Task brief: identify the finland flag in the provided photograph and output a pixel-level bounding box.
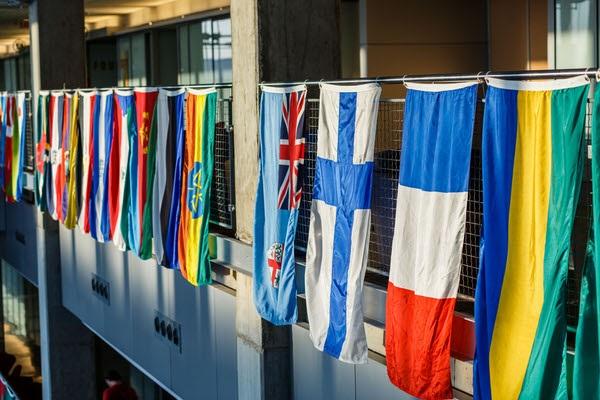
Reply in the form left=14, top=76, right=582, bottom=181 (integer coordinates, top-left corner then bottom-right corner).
left=305, top=82, right=381, bottom=364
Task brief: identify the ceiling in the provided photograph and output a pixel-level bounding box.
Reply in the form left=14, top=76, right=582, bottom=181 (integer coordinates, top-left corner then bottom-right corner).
left=0, top=0, right=228, bottom=57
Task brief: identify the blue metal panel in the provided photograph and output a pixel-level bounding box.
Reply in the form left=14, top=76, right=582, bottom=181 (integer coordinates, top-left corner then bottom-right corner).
left=292, top=325, right=356, bottom=400
left=59, top=224, right=80, bottom=315
left=356, top=360, right=416, bottom=400
left=213, top=286, right=237, bottom=400
left=2, top=201, right=38, bottom=285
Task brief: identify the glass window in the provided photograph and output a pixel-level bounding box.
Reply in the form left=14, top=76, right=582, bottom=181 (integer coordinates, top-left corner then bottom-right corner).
left=117, top=33, right=148, bottom=86
left=212, top=18, right=232, bottom=83
left=555, top=0, right=597, bottom=68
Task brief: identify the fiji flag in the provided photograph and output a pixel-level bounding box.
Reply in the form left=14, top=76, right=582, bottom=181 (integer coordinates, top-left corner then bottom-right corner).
left=253, top=85, right=307, bottom=325
left=305, top=83, right=381, bottom=363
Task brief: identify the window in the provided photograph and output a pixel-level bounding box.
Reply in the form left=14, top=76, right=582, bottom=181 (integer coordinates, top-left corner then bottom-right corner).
left=117, top=33, right=148, bottom=87
left=555, top=0, right=597, bottom=68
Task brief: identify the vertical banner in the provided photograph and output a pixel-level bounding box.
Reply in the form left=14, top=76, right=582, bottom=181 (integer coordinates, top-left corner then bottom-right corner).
left=35, top=92, right=50, bottom=209
left=55, top=93, right=69, bottom=222
left=128, top=88, right=158, bottom=257
left=90, top=90, right=114, bottom=242
left=305, top=83, right=381, bottom=363
left=13, top=92, right=26, bottom=202
left=178, top=88, right=217, bottom=286
left=47, top=92, right=64, bottom=216
left=573, top=85, right=600, bottom=399
left=152, top=88, right=185, bottom=268
left=385, top=82, right=477, bottom=399
left=63, top=93, right=80, bottom=229
left=253, top=84, right=307, bottom=325
left=78, top=91, right=97, bottom=234
left=0, top=93, right=6, bottom=194
left=474, top=76, right=589, bottom=400
left=4, top=95, right=15, bottom=202
left=109, top=89, right=135, bottom=251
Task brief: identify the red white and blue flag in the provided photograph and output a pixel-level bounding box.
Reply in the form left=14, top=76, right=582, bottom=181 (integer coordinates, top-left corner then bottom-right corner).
left=253, top=85, right=307, bottom=325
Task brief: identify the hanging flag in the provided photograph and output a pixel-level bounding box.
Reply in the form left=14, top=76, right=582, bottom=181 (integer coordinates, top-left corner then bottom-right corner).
left=0, top=93, right=6, bottom=194
left=305, top=83, right=381, bottom=363
left=573, top=85, right=600, bottom=399
left=46, top=92, right=64, bottom=217
left=127, top=88, right=158, bottom=257
left=474, top=76, right=589, bottom=400
left=55, top=93, right=68, bottom=222
left=253, top=84, right=307, bottom=325
left=4, top=94, right=16, bottom=202
left=78, top=91, right=97, bottom=235
left=108, top=89, right=135, bottom=251
left=12, top=92, right=26, bottom=202
left=35, top=92, right=50, bottom=210
left=152, top=88, right=185, bottom=267
left=89, top=90, right=114, bottom=242
left=63, top=93, right=80, bottom=229
left=177, top=88, right=217, bottom=286
left=385, top=82, right=477, bottom=399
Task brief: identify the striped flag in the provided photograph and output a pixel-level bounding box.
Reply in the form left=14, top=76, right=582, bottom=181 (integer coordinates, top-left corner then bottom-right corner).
left=55, top=93, right=70, bottom=222
left=35, top=92, right=50, bottom=209
left=152, top=88, right=185, bottom=267
left=13, top=93, right=26, bottom=202
left=253, top=85, right=307, bottom=325
left=4, top=94, right=16, bottom=202
left=47, top=92, right=64, bottom=217
left=109, top=89, right=135, bottom=251
left=128, top=88, right=158, bottom=257
left=385, top=82, right=477, bottom=399
left=89, top=90, right=114, bottom=242
left=0, top=94, right=6, bottom=193
left=78, top=91, right=97, bottom=234
left=177, top=88, right=217, bottom=286
left=574, top=80, right=600, bottom=399
left=305, top=83, right=381, bottom=363
left=63, top=93, right=80, bottom=229
left=474, top=76, right=589, bottom=400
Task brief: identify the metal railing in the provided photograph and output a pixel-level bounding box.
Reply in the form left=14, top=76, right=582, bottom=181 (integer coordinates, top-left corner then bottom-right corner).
left=293, top=87, right=595, bottom=327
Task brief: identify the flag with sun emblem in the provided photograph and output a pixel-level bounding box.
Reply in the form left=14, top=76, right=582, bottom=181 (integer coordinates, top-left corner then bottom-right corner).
left=253, top=85, right=307, bottom=325
left=177, top=88, right=217, bottom=286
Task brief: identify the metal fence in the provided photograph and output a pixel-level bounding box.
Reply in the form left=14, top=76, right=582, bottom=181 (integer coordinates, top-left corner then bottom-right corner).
left=294, top=94, right=594, bottom=325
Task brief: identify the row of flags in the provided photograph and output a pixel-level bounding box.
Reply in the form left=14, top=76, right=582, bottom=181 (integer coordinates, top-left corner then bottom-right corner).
left=252, top=76, right=600, bottom=399
left=33, top=87, right=218, bottom=286
left=0, top=92, right=27, bottom=203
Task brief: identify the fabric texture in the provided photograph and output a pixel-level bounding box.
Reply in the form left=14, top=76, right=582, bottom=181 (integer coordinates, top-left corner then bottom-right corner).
left=386, top=82, right=477, bottom=400
left=78, top=91, right=97, bottom=234
left=253, top=85, right=307, bottom=325
left=305, top=83, right=381, bottom=364
left=474, top=76, right=589, bottom=400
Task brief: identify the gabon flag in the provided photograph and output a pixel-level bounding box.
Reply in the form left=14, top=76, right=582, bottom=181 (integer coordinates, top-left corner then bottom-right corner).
left=386, top=82, right=477, bottom=400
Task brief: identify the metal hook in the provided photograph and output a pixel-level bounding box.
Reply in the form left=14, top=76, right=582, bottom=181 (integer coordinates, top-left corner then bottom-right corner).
left=476, top=71, right=484, bottom=84
left=401, top=75, right=408, bottom=87
left=584, top=67, right=592, bottom=82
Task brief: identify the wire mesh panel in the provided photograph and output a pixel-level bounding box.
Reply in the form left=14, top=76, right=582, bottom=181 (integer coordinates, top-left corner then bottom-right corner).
left=294, top=94, right=592, bottom=321
left=210, top=87, right=236, bottom=231
left=23, top=95, right=34, bottom=172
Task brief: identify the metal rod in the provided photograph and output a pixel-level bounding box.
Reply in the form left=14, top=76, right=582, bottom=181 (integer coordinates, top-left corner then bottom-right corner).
left=259, top=68, right=599, bottom=87
left=14, top=83, right=233, bottom=94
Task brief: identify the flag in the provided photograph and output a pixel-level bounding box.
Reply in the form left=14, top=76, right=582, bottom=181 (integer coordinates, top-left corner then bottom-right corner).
left=305, top=83, right=381, bottom=363
left=63, top=93, right=80, bottom=229
left=385, top=82, right=477, bottom=399
left=474, top=76, right=589, bottom=400
left=35, top=92, right=50, bottom=209
left=573, top=84, right=600, bottom=398
left=13, top=92, right=26, bottom=202
left=89, top=90, right=114, bottom=242
left=152, top=88, right=185, bottom=267
left=127, top=88, right=158, bottom=257
left=253, top=84, right=307, bottom=325
left=4, top=94, right=16, bottom=202
left=47, top=92, right=64, bottom=217
left=78, top=91, right=97, bottom=234
left=177, top=88, right=217, bottom=286
left=109, top=89, right=135, bottom=251
left=0, top=94, right=6, bottom=193
left=55, top=93, right=69, bottom=222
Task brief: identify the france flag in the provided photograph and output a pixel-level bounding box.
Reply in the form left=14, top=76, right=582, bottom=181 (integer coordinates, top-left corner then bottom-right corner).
left=305, top=83, right=381, bottom=364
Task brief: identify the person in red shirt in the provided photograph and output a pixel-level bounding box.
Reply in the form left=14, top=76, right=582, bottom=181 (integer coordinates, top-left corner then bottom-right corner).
left=102, top=370, right=138, bottom=400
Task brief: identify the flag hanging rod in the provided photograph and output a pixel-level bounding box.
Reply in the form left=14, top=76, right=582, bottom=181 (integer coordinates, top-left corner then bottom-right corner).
left=38, top=82, right=233, bottom=93
left=259, top=68, right=599, bottom=87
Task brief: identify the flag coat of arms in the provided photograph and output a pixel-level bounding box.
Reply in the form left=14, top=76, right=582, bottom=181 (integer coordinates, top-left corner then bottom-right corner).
left=152, top=88, right=185, bottom=268
left=385, top=82, right=477, bottom=400
left=109, top=89, right=135, bottom=251
left=35, top=92, right=50, bottom=209
left=474, top=76, right=589, bottom=400
left=47, top=92, right=64, bottom=217
left=253, top=84, right=307, bottom=325
left=128, top=88, right=158, bottom=257
left=0, top=94, right=6, bottom=193
left=78, top=91, right=97, bottom=234
left=574, top=82, right=600, bottom=400
left=178, top=88, right=217, bottom=286
left=305, top=83, right=381, bottom=363
left=89, top=90, right=114, bottom=242
left=63, top=93, right=80, bottom=229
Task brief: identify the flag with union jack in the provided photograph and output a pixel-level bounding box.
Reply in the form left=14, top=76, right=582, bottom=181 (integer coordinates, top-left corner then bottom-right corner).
left=253, top=84, right=307, bottom=325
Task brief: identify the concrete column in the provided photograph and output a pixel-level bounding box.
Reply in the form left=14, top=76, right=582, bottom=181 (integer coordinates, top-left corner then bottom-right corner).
left=29, top=1, right=96, bottom=399
left=231, top=0, right=340, bottom=398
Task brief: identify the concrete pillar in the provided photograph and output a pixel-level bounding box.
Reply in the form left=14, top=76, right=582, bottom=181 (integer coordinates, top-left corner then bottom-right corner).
left=231, top=0, right=340, bottom=398
left=29, top=1, right=96, bottom=399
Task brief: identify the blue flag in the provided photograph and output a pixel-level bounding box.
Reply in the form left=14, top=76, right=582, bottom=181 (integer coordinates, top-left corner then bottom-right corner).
left=253, top=85, right=307, bottom=325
